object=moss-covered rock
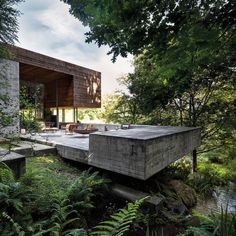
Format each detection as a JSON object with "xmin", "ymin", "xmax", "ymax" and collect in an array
[{"xmin": 169, "ymin": 180, "xmax": 197, "ymax": 208}]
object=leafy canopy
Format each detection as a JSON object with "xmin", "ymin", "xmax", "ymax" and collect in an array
[
  {"xmin": 62, "ymin": 0, "xmax": 236, "ymax": 62},
  {"xmin": 0, "ymin": 0, "xmax": 23, "ymax": 55}
]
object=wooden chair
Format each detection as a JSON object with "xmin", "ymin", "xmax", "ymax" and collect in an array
[
  {"xmin": 40, "ymin": 122, "xmax": 58, "ymax": 133},
  {"xmin": 65, "ymin": 123, "xmax": 77, "ymax": 134}
]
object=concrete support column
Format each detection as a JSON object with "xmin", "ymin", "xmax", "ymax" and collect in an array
[
  {"xmin": 0, "ymin": 59, "xmax": 20, "ymax": 137},
  {"xmin": 55, "ymin": 79, "xmax": 59, "ymax": 128}
]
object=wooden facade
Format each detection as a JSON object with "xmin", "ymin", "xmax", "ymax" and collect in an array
[{"xmin": 8, "ymin": 45, "xmax": 101, "ymax": 108}]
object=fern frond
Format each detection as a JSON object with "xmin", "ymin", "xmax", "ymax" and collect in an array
[
  {"xmin": 91, "ymin": 197, "xmax": 146, "ymax": 236},
  {"xmin": 0, "ymin": 211, "xmax": 25, "ymax": 235}
]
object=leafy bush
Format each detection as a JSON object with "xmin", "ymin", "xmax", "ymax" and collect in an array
[
  {"xmin": 0, "ymin": 163, "xmax": 14, "ymax": 184},
  {"xmin": 164, "ymin": 159, "xmax": 192, "ymax": 181},
  {"xmin": 187, "ymin": 172, "xmax": 225, "ymax": 196},
  {"xmin": 179, "ymin": 207, "xmax": 236, "ymax": 236},
  {"xmin": 20, "ymin": 115, "xmax": 41, "ymax": 133}
]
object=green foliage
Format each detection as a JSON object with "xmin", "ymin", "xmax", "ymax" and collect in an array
[
  {"xmin": 63, "ymin": 0, "xmax": 236, "ymax": 159},
  {"xmin": 165, "ymin": 159, "xmax": 192, "ymax": 181},
  {"xmin": 0, "ymin": 163, "xmax": 14, "ymax": 183},
  {"xmin": 76, "ymin": 108, "xmax": 99, "ymax": 122},
  {"xmin": 188, "ymin": 172, "xmax": 222, "ymax": 196},
  {"xmin": 0, "ymin": 156, "xmax": 146, "ymax": 235},
  {"xmin": 179, "ymin": 208, "xmax": 236, "ymax": 236},
  {"xmin": 0, "ymin": 212, "xmax": 25, "ymax": 236},
  {"xmin": 19, "ymin": 84, "xmax": 43, "ymax": 133},
  {"xmin": 181, "ymin": 149, "xmax": 236, "ymax": 195},
  {"xmin": 91, "ymin": 198, "xmax": 145, "ymax": 236},
  {"xmin": 62, "ymin": 0, "xmax": 236, "ymax": 62},
  {"xmin": 100, "ymin": 93, "xmax": 143, "ymax": 124},
  {"xmin": 0, "ymin": 0, "xmax": 22, "ymax": 46},
  {"xmin": 198, "ymin": 147, "xmax": 236, "ymax": 183},
  {"xmin": 35, "ymin": 199, "xmax": 81, "ymax": 235},
  {"xmin": 0, "ymin": 156, "xmax": 113, "ymax": 235},
  {"xmin": 20, "ymin": 116, "xmax": 41, "ymax": 133}
]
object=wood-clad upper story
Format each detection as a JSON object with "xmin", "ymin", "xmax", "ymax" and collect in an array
[{"xmin": 7, "ymin": 45, "xmax": 101, "ymax": 108}]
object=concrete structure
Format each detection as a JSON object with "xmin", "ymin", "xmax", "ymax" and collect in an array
[
  {"xmin": 11, "ymin": 141, "xmax": 56, "ymax": 156},
  {"xmin": 0, "ymin": 45, "xmax": 101, "ymax": 136},
  {"xmin": 0, "ymin": 59, "xmax": 20, "ymax": 136},
  {"xmin": 89, "ymin": 126, "xmax": 201, "ymax": 179},
  {"xmin": 111, "ymin": 184, "xmax": 164, "ymax": 210},
  {"xmin": 0, "ymin": 148, "xmax": 25, "ymax": 178},
  {"xmin": 22, "ymin": 124, "xmax": 201, "ymax": 180}
]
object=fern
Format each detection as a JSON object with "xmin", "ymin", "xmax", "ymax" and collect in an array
[
  {"xmin": 0, "ymin": 163, "xmax": 15, "ymax": 184},
  {"xmin": 33, "ymin": 198, "xmax": 81, "ymax": 235},
  {"xmin": 0, "ymin": 181, "xmax": 33, "ymax": 215},
  {"xmin": 0, "ymin": 212, "xmax": 25, "ymax": 236},
  {"xmin": 91, "ymin": 198, "xmax": 146, "ymax": 236},
  {"xmin": 66, "ymin": 170, "xmax": 108, "ymax": 214}
]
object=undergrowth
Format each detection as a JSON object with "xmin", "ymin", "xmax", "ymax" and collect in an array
[
  {"xmin": 0, "ymin": 156, "xmax": 144, "ymax": 235},
  {"xmin": 179, "ymin": 207, "xmax": 236, "ymax": 236}
]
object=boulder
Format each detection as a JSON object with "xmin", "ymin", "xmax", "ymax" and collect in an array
[
  {"xmin": 166, "ymin": 199, "xmax": 188, "ymax": 214},
  {"xmin": 169, "ymin": 180, "xmax": 197, "ymax": 208}
]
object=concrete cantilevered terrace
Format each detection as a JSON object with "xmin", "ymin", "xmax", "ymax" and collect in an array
[{"xmin": 22, "ymin": 124, "xmax": 201, "ymax": 180}]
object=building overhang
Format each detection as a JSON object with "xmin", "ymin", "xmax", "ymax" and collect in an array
[{"xmin": 7, "ymin": 45, "xmax": 101, "ymax": 108}]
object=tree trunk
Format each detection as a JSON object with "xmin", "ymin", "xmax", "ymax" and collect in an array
[{"xmin": 192, "ymin": 149, "xmax": 197, "ymax": 172}]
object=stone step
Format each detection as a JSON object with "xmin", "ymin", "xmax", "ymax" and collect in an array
[
  {"xmin": 0, "ymin": 148, "xmax": 25, "ymax": 178},
  {"xmin": 12, "ymin": 141, "xmax": 56, "ymax": 156}
]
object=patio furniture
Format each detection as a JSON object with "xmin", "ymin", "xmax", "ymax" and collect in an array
[
  {"xmin": 40, "ymin": 121, "xmax": 58, "ymax": 133},
  {"xmin": 73, "ymin": 128, "xmax": 98, "ymax": 134},
  {"xmin": 65, "ymin": 123, "xmax": 78, "ymax": 134},
  {"xmin": 60, "ymin": 122, "xmax": 76, "ymax": 130},
  {"xmin": 73, "ymin": 124, "xmax": 98, "ymax": 134}
]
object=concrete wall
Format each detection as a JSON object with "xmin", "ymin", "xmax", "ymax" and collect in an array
[
  {"xmin": 89, "ymin": 127, "xmax": 201, "ymax": 180},
  {"xmin": 0, "ymin": 59, "xmax": 20, "ymax": 137},
  {"xmin": 89, "ymin": 135, "xmax": 146, "ymax": 179},
  {"xmin": 145, "ymin": 128, "xmax": 201, "ymax": 179}
]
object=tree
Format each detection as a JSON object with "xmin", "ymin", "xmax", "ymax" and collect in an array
[
  {"xmin": 127, "ymin": 51, "xmax": 236, "ymax": 149},
  {"xmin": 0, "ymin": 0, "xmax": 22, "ymax": 55},
  {"xmin": 99, "ymin": 93, "xmax": 142, "ymax": 124},
  {"xmin": 63, "ymin": 0, "xmax": 236, "ymax": 171},
  {"xmin": 62, "ymin": 0, "xmax": 236, "ymax": 61}
]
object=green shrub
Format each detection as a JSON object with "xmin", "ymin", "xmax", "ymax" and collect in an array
[
  {"xmin": 20, "ymin": 115, "xmax": 41, "ymax": 133},
  {"xmin": 0, "ymin": 163, "xmax": 14, "ymax": 184},
  {"xmin": 179, "ymin": 207, "xmax": 236, "ymax": 236},
  {"xmin": 187, "ymin": 171, "xmax": 225, "ymax": 196},
  {"xmin": 164, "ymin": 159, "xmax": 192, "ymax": 181}
]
